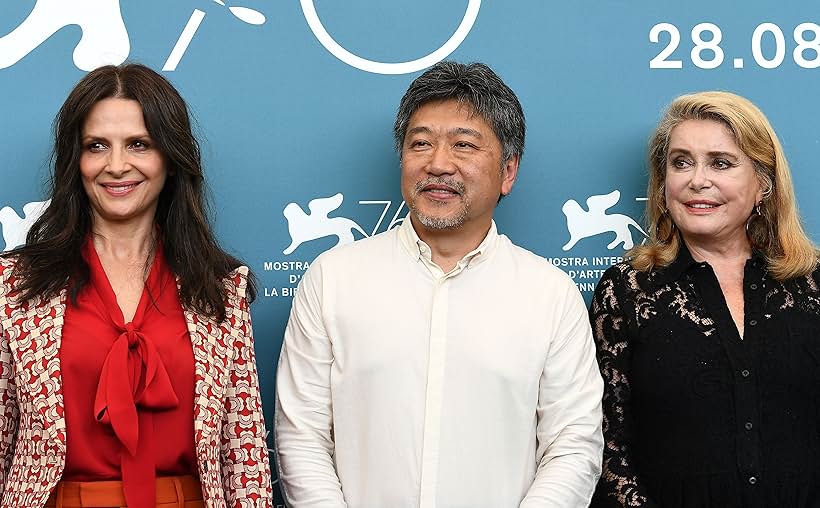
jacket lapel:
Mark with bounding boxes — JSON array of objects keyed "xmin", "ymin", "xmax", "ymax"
[
  {"xmin": 13, "ymin": 289, "xmax": 68, "ymax": 472},
  {"xmin": 184, "ymin": 307, "xmax": 229, "ymax": 442}
]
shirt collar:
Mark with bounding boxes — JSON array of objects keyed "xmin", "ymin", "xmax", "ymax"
[
  {"xmin": 398, "ymin": 216, "xmax": 498, "ymax": 271},
  {"xmin": 652, "ymin": 242, "xmax": 767, "ymax": 286},
  {"xmin": 652, "ymin": 243, "xmax": 698, "ymax": 286}
]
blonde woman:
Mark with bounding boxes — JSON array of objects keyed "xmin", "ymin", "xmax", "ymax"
[{"xmin": 590, "ymin": 91, "xmax": 820, "ymax": 508}]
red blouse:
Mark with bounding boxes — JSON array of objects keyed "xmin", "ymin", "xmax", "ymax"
[{"xmin": 60, "ymin": 239, "xmax": 196, "ymax": 508}]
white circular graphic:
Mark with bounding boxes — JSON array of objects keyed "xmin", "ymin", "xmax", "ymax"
[{"xmin": 300, "ymin": 0, "xmax": 481, "ymax": 75}]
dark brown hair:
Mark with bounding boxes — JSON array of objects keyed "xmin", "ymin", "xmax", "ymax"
[{"xmin": 5, "ymin": 63, "xmax": 255, "ymax": 319}]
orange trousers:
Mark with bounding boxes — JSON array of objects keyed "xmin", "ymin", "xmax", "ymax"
[{"xmin": 45, "ymin": 475, "xmax": 203, "ymax": 508}]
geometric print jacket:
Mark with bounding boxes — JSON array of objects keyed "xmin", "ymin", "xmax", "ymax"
[{"xmin": 0, "ymin": 257, "xmax": 272, "ymax": 508}]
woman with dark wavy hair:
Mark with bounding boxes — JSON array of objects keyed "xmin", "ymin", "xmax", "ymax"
[
  {"xmin": 0, "ymin": 64, "xmax": 271, "ymax": 508},
  {"xmin": 590, "ymin": 91, "xmax": 820, "ymax": 508}
]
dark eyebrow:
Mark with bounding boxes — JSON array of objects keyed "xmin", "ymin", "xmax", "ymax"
[
  {"xmin": 405, "ymin": 126, "xmax": 484, "ymax": 138},
  {"xmin": 81, "ymin": 132, "xmax": 152, "ymax": 142},
  {"xmin": 449, "ymin": 127, "xmax": 483, "ymax": 138},
  {"xmin": 406, "ymin": 126, "xmax": 432, "ymax": 137}
]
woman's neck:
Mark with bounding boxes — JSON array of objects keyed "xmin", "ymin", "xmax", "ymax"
[{"xmin": 91, "ymin": 219, "xmax": 156, "ymax": 265}]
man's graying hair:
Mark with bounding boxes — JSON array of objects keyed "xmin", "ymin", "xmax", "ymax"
[{"xmin": 393, "ymin": 61, "xmax": 525, "ymax": 164}]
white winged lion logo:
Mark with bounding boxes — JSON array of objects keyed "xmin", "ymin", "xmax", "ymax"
[
  {"xmin": 561, "ymin": 190, "xmax": 646, "ymax": 251},
  {"xmin": 0, "ymin": 199, "xmax": 50, "ymax": 252},
  {"xmin": 282, "ymin": 193, "xmax": 367, "ymax": 255}
]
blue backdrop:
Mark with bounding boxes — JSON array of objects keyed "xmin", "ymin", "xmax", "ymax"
[{"xmin": 2, "ymin": 1, "xmax": 819, "ymax": 502}]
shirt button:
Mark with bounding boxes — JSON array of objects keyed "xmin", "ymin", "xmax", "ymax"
[
  {"xmin": 749, "ymin": 283, "xmax": 758, "ymax": 290},
  {"xmin": 748, "ymin": 476, "xmax": 757, "ymax": 485},
  {"xmin": 749, "ymin": 319, "xmax": 758, "ymax": 326},
  {"xmin": 744, "ymin": 421, "xmax": 753, "ymax": 431},
  {"xmin": 741, "ymin": 369, "xmax": 750, "ymax": 378}
]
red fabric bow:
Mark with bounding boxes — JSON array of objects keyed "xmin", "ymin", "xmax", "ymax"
[{"xmin": 94, "ymin": 321, "xmax": 179, "ymax": 455}]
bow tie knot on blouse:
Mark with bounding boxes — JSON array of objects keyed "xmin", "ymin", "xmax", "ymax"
[
  {"xmin": 126, "ymin": 323, "xmax": 138, "ymax": 349},
  {"xmin": 94, "ymin": 317, "xmax": 179, "ymax": 455}
]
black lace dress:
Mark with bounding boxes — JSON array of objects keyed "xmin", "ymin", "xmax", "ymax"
[{"xmin": 589, "ymin": 247, "xmax": 820, "ymax": 508}]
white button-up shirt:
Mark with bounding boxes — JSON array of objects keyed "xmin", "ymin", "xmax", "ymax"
[{"xmin": 275, "ymin": 219, "xmax": 603, "ymax": 508}]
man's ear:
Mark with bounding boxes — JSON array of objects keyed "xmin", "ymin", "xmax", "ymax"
[{"xmin": 500, "ymin": 155, "xmax": 520, "ymax": 196}]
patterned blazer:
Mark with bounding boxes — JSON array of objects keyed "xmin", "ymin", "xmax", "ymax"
[{"xmin": 0, "ymin": 257, "xmax": 272, "ymax": 508}]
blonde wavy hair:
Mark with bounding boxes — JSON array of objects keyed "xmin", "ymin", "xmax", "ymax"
[{"xmin": 629, "ymin": 91, "xmax": 819, "ymax": 280}]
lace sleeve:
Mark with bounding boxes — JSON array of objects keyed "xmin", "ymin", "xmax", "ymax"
[{"xmin": 589, "ymin": 267, "xmax": 659, "ymax": 508}]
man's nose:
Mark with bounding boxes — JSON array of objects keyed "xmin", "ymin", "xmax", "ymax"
[{"xmin": 427, "ymin": 144, "xmax": 456, "ymax": 175}]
